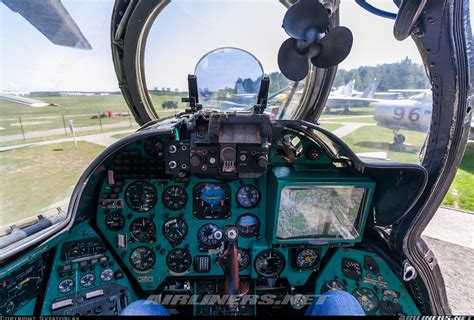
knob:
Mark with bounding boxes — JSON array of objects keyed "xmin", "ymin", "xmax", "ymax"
[
  {"xmin": 225, "ymin": 227, "xmax": 239, "ymax": 241},
  {"xmin": 258, "ymin": 155, "xmax": 268, "ymax": 168},
  {"xmin": 168, "ymin": 161, "xmax": 177, "ymax": 169},
  {"xmin": 168, "ymin": 145, "xmax": 177, "ymax": 154},
  {"xmin": 213, "ymin": 230, "xmax": 223, "ymax": 241},
  {"xmin": 190, "ymin": 154, "xmax": 201, "ymax": 167},
  {"xmin": 307, "ymin": 148, "xmax": 320, "ymax": 160}
]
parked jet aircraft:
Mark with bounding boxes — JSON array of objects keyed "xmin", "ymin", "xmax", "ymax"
[
  {"xmin": 373, "ymin": 90, "xmax": 432, "ymax": 145},
  {"xmin": 325, "ymin": 78, "xmax": 379, "ymax": 113}
]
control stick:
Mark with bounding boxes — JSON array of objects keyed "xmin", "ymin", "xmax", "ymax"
[{"xmin": 216, "ymin": 227, "xmax": 249, "ymax": 314}]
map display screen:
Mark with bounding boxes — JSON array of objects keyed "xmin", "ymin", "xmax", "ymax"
[{"xmin": 276, "ymin": 186, "xmax": 366, "ymax": 241}]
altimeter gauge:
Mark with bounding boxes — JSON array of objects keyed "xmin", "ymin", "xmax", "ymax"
[
  {"xmin": 236, "ymin": 185, "xmax": 260, "ymax": 208},
  {"xmin": 130, "ymin": 246, "xmax": 156, "ymax": 271},
  {"xmin": 125, "ymin": 181, "xmax": 158, "ymax": 212},
  {"xmin": 130, "ymin": 217, "xmax": 156, "ymax": 242},
  {"xmin": 162, "ymin": 185, "xmax": 188, "ymax": 210}
]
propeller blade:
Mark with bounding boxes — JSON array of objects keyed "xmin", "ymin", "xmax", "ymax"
[
  {"xmin": 311, "ymin": 26, "xmax": 353, "ymax": 68},
  {"xmin": 278, "ymin": 38, "xmax": 309, "ymax": 81},
  {"xmin": 282, "ymin": 0, "xmax": 330, "ymax": 40}
]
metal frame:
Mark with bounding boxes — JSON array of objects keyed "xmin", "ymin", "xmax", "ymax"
[{"xmin": 110, "ymin": 0, "xmax": 342, "ymax": 125}]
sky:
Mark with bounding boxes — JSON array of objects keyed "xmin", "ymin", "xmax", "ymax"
[{"xmin": 0, "ymin": 0, "xmax": 471, "ymax": 92}]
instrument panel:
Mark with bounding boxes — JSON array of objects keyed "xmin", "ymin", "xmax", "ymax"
[
  {"xmin": 96, "ymin": 175, "xmax": 268, "ymax": 289},
  {"xmin": 315, "ymin": 248, "xmax": 419, "ymax": 316},
  {"xmin": 88, "ymin": 115, "xmax": 418, "ymax": 315},
  {"xmin": 0, "ymin": 112, "xmax": 425, "ymax": 316},
  {"xmin": 41, "ymin": 223, "xmax": 135, "ymax": 316}
]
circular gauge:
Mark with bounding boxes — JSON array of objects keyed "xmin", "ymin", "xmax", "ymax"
[
  {"xmin": 379, "ymin": 300, "xmax": 403, "ymax": 315},
  {"xmin": 100, "ymin": 268, "xmax": 114, "ymax": 282},
  {"xmin": 352, "ymin": 287, "xmax": 379, "ymax": 315},
  {"xmin": 166, "ymin": 248, "xmax": 192, "ymax": 273},
  {"xmin": 238, "ymin": 248, "xmax": 251, "ymax": 270},
  {"xmin": 235, "ymin": 214, "xmax": 260, "ymax": 238},
  {"xmin": 197, "ymin": 223, "xmax": 222, "ymax": 249},
  {"xmin": 236, "ymin": 185, "xmax": 261, "ymax": 208},
  {"xmin": 193, "ymin": 183, "xmax": 231, "ymax": 219},
  {"xmin": 130, "ymin": 246, "xmax": 156, "ymax": 271},
  {"xmin": 80, "ymin": 273, "xmax": 96, "ymax": 288},
  {"xmin": 130, "ymin": 218, "xmax": 156, "ymax": 242},
  {"xmin": 104, "ymin": 211, "xmax": 125, "ymax": 231},
  {"xmin": 295, "ymin": 249, "xmax": 319, "ymax": 270},
  {"xmin": 321, "ymin": 280, "xmax": 346, "ymax": 293},
  {"xmin": 58, "ymin": 278, "xmax": 75, "ymax": 293},
  {"xmin": 254, "ymin": 249, "xmax": 286, "ymax": 277},
  {"xmin": 162, "ymin": 185, "xmax": 188, "ymax": 210},
  {"xmin": 163, "ymin": 217, "xmax": 188, "ymax": 243},
  {"xmin": 125, "ymin": 181, "xmax": 158, "ymax": 212},
  {"xmin": 342, "ymin": 258, "xmax": 363, "ymax": 281},
  {"xmin": 144, "ymin": 137, "xmax": 163, "ymax": 156}
]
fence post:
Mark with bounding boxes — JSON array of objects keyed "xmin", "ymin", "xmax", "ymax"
[
  {"xmin": 69, "ymin": 120, "xmax": 78, "ymax": 148},
  {"xmin": 62, "ymin": 114, "xmax": 67, "ymax": 135},
  {"xmin": 19, "ymin": 117, "xmax": 26, "ymax": 140},
  {"xmin": 98, "ymin": 112, "xmax": 103, "ymax": 132}
]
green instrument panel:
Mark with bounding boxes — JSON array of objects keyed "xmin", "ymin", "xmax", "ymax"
[
  {"xmin": 315, "ymin": 248, "xmax": 420, "ymax": 315},
  {"xmin": 97, "ymin": 176, "xmax": 270, "ymax": 290},
  {"xmin": 41, "ymin": 222, "xmax": 136, "ymax": 315},
  {"xmin": 90, "ymin": 132, "xmax": 420, "ymax": 315},
  {"xmin": 0, "ymin": 122, "xmax": 423, "ymax": 316}
]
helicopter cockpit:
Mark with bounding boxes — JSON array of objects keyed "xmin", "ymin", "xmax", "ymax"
[{"xmin": 0, "ymin": 0, "xmax": 471, "ymax": 317}]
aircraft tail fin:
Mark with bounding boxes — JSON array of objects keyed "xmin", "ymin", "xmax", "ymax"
[
  {"xmin": 235, "ymin": 80, "xmax": 246, "ymax": 95},
  {"xmin": 342, "ymin": 79, "xmax": 355, "ymax": 97},
  {"xmin": 361, "ymin": 78, "xmax": 379, "ymax": 98}
]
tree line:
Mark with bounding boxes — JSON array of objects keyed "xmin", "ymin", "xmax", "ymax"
[{"xmin": 334, "ymin": 57, "xmax": 430, "ymax": 92}]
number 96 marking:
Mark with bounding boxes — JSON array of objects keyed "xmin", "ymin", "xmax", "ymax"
[{"xmin": 393, "ymin": 107, "xmax": 420, "ymax": 122}]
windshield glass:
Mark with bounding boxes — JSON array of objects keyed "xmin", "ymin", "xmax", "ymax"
[
  {"xmin": 313, "ymin": 1, "xmax": 432, "ymax": 165},
  {"xmin": 0, "ymin": 1, "xmax": 141, "ymax": 229},
  {"xmin": 145, "ymin": 0, "xmax": 298, "ymax": 116}
]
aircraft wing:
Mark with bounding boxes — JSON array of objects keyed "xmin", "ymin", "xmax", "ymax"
[
  {"xmin": 0, "ymin": 93, "xmax": 55, "ymax": 107},
  {"xmin": 388, "ymin": 89, "xmax": 430, "ymax": 93},
  {"xmin": 2, "ymin": 0, "xmax": 92, "ymax": 50},
  {"xmin": 328, "ymin": 96, "xmax": 379, "ymax": 103}
]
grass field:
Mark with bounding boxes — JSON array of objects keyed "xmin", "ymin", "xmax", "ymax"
[
  {"xmin": 0, "ymin": 142, "xmax": 105, "ymax": 226},
  {"xmin": 318, "ymin": 123, "xmax": 343, "ymax": 132},
  {"xmin": 0, "ymin": 126, "xmax": 137, "ymax": 148},
  {"xmin": 442, "ymin": 142, "xmax": 474, "ymax": 211},
  {"xmin": 342, "ymin": 126, "xmax": 427, "ymax": 163},
  {"xmin": 0, "ymin": 95, "xmax": 185, "ymax": 144},
  {"xmin": 111, "ymin": 132, "xmax": 133, "ymax": 140}
]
